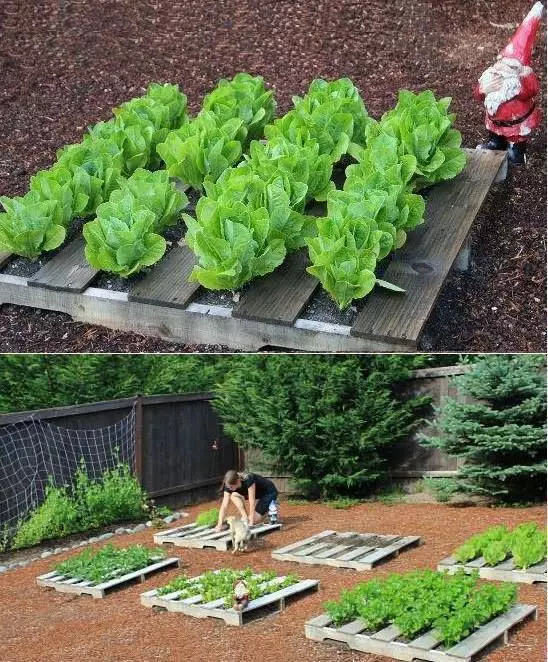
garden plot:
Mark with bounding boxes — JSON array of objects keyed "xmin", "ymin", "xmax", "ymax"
[
  {"xmin": 153, "ymin": 522, "xmax": 282, "ymax": 551},
  {"xmin": 438, "ymin": 556, "xmax": 547, "ymax": 585},
  {"xmin": 272, "ymin": 530, "xmax": 421, "ymax": 570},
  {"xmin": 141, "ymin": 571, "xmax": 319, "ymax": 626},
  {"xmin": 0, "ymin": 149, "xmax": 506, "ymax": 352},
  {"xmin": 305, "ymin": 604, "xmax": 537, "ymax": 662},
  {"xmin": 36, "ymin": 556, "xmax": 180, "ymax": 599}
]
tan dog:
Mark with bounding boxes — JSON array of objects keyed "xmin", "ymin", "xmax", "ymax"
[{"xmin": 226, "ymin": 516, "xmax": 251, "ymax": 554}]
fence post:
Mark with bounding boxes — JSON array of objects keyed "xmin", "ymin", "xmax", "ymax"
[{"xmin": 134, "ymin": 395, "xmax": 144, "ymax": 485}]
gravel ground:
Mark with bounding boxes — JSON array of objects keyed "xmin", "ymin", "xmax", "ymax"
[
  {"xmin": 0, "ymin": 500, "xmax": 545, "ymax": 662},
  {"xmin": 0, "ymin": 0, "xmax": 545, "ymax": 352}
]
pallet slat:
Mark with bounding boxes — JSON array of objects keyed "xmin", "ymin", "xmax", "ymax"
[
  {"xmin": 128, "ymin": 244, "xmax": 200, "ymax": 309},
  {"xmin": 350, "ymin": 149, "xmax": 506, "ymax": 345},
  {"xmin": 154, "ymin": 522, "xmax": 282, "ymax": 551},
  {"xmin": 232, "ymin": 250, "xmax": 318, "ymax": 326},
  {"xmin": 273, "ymin": 531, "xmax": 421, "ymax": 570},
  {"xmin": 28, "ymin": 237, "xmax": 98, "ymax": 293},
  {"xmin": 36, "ymin": 556, "xmax": 180, "ymax": 598},
  {"xmin": 305, "ymin": 603, "xmax": 537, "ymax": 662}
]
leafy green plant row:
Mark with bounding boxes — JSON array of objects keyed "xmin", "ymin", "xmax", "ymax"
[
  {"xmin": 186, "ymin": 83, "xmax": 467, "ymax": 303},
  {"xmin": 55, "ymin": 544, "xmax": 164, "ymax": 583},
  {"xmin": 186, "ymin": 78, "xmax": 367, "ymax": 290},
  {"xmin": 453, "ymin": 522, "xmax": 547, "ymax": 570},
  {"xmin": 157, "ymin": 567, "xmax": 299, "ymax": 608},
  {"xmin": 307, "ymin": 90, "xmax": 467, "ymax": 309},
  {"xmin": 84, "ymin": 73, "xmax": 276, "ymax": 276},
  {"xmin": 0, "ymin": 83, "xmax": 188, "ymax": 258},
  {"xmin": 8, "ymin": 462, "xmax": 147, "ymax": 551},
  {"xmin": 324, "ymin": 569, "xmax": 517, "ymax": 648}
]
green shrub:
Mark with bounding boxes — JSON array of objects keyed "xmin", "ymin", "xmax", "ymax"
[
  {"xmin": 10, "ymin": 462, "xmax": 147, "ymax": 550},
  {"xmin": 195, "ymin": 508, "xmax": 220, "ymax": 527},
  {"xmin": 423, "ymin": 478, "xmax": 461, "ymax": 503},
  {"xmin": 325, "ymin": 498, "xmax": 361, "ymax": 510}
]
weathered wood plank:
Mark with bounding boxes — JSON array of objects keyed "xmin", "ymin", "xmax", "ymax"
[
  {"xmin": 351, "ymin": 149, "xmax": 506, "ymax": 345},
  {"xmin": 272, "ymin": 531, "xmax": 335, "ymax": 555},
  {"xmin": 28, "ymin": 237, "xmax": 98, "ymax": 293},
  {"xmin": 232, "ymin": 250, "xmax": 318, "ymax": 326},
  {"xmin": 128, "ymin": 244, "xmax": 200, "ymax": 309},
  {"xmin": 1, "ymin": 275, "xmax": 399, "ymax": 351},
  {"xmin": 437, "ymin": 557, "xmax": 547, "ymax": 584}
]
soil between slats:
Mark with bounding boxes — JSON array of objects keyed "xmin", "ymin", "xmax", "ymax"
[
  {"xmin": 0, "ymin": 501, "xmax": 545, "ymax": 662},
  {"xmin": 0, "ymin": 0, "xmax": 545, "ymax": 352}
]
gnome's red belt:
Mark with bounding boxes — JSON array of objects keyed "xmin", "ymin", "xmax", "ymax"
[{"xmin": 491, "ymin": 105, "xmax": 536, "ymax": 127}]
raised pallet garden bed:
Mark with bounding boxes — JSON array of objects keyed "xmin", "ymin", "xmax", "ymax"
[
  {"xmin": 36, "ymin": 556, "xmax": 180, "ymax": 598},
  {"xmin": 272, "ymin": 530, "xmax": 421, "ymax": 570},
  {"xmin": 153, "ymin": 522, "xmax": 282, "ymax": 550},
  {"xmin": 438, "ymin": 556, "xmax": 547, "ymax": 584},
  {"xmin": 0, "ymin": 149, "xmax": 505, "ymax": 351},
  {"xmin": 305, "ymin": 603, "xmax": 537, "ymax": 662},
  {"xmin": 141, "ymin": 572, "xmax": 319, "ymax": 625}
]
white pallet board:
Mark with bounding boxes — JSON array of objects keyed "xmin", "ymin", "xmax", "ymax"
[
  {"xmin": 438, "ymin": 555, "xmax": 547, "ymax": 584},
  {"xmin": 305, "ymin": 603, "xmax": 537, "ymax": 662},
  {"xmin": 36, "ymin": 556, "xmax": 181, "ymax": 598},
  {"xmin": 141, "ymin": 574, "xmax": 319, "ymax": 625},
  {"xmin": 154, "ymin": 522, "xmax": 282, "ymax": 551},
  {"xmin": 272, "ymin": 530, "xmax": 421, "ymax": 570}
]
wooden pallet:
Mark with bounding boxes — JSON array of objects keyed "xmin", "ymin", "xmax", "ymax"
[
  {"xmin": 36, "ymin": 556, "xmax": 180, "ymax": 598},
  {"xmin": 153, "ymin": 522, "xmax": 282, "ymax": 551},
  {"xmin": 0, "ymin": 149, "xmax": 506, "ymax": 351},
  {"xmin": 438, "ymin": 555, "xmax": 547, "ymax": 584},
  {"xmin": 141, "ymin": 573, "xmax": 319, "ymax": 625},
  {"xmin": 305, "ymin": 603, "xmax": 537, "ymax": 662},
  {"xmin": 272, "ymin": 530, "xmax": 421, "ymax": 570}
]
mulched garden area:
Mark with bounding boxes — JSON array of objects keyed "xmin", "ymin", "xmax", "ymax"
[
  {"xmin": 0, "ymin": 501, "xmax": 545, "ymax": 662},
  {"xmin": 0, "ymin": 0, "xmax": 545, "ymax": 352}
]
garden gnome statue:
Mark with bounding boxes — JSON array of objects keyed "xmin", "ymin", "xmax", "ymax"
[
  {"xmin": 474, "ymin": 1, "xmax": 544, "ymax": 164},
  {"xmin": 233, "ymin": 579, "xmax": 249, "ymax": 612}
]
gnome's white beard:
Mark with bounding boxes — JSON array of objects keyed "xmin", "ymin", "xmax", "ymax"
[{"xmin": 478, "ymin": 58, "xmax": 532, "ymax": 114}]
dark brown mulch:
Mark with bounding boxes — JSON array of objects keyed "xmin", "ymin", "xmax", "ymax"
[
  {"xmin": 0, "ymin": 0, "xmax": 545, "ymax": 352},
  {"xmin": 1, "ymin": 500, "xmax": 546, "ymax": 662}
]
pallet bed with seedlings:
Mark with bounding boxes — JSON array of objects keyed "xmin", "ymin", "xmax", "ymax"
[
  {"xmin": 272, "ymin": 530, "xmax": 421, "ymax": 570},
  {"xmin": 0, "ymin": 149, "xmax": 506, "ymax": 352},
  {"xmin": 36, "ymin": 545, "xmax": 180, "ymax": 598},
  {"xmin": 153, "ymin": 522, "xmax": 282, "ymax": 551},
  {"xmin": 141, "ymin": 568, "xmax": 319, "ymax": 626},
  {"xmin": 438, "ymin": 522, "xmax": 548, "ymax": 585},
  {"xmin": 305, "ymin": 569, "xmax": 537, "ymax": 662}
]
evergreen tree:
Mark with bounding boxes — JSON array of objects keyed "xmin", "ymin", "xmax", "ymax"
[
  {"xmin": 214, "ymin": 355, "xmax": 429, "ymax": 498},
  {"xmin": 421, "ymin": 355, "xmax": 547, "ymax": 502}
]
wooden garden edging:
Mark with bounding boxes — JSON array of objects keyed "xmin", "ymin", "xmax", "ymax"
[
  {"xmin": 272, "ymin": 530, "xmax": 421, "ymax": 570},
  {"xmin": 141, "ymin": 574, "xmax": 319, "ymax": 625},
  {"xmin": 438, "ymin": 555, "xmax": 547, "ymax": 584},
  {"xmin": 305, "ymin": 603, "xmax": 537, "ymax": 662},
  {"xmin": 0, "ymin": 149, "xmax": 506, "ymax": 351},
  {"xmin": 36, "ymin": 556, "xmax": 180, "ymax": 598},
  {"xmin": 153, "ymin": 522, "xmax": 282, "ymax": 551}
]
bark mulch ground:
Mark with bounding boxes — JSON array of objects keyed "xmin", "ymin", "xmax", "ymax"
[
  {"xmin": 0, "ymin": 0, "xmax": 545, "ymax": 353},
  {"xmin": 1, "ymin": 501, "xmax": 546, "ymax": 662}
]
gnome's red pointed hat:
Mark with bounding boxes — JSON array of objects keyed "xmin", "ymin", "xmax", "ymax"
[{"xmin": 500, "ymin": 1, "xmax": 544, "ymax": 65}]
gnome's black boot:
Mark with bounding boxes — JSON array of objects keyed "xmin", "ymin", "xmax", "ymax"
[
  {"xmin": 507, "ymin": 141, "xmax": 527, "ymax": 165},
  {"xmin": 480, "ymin": 132, "xmax": 508, "ymax": 151}
]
